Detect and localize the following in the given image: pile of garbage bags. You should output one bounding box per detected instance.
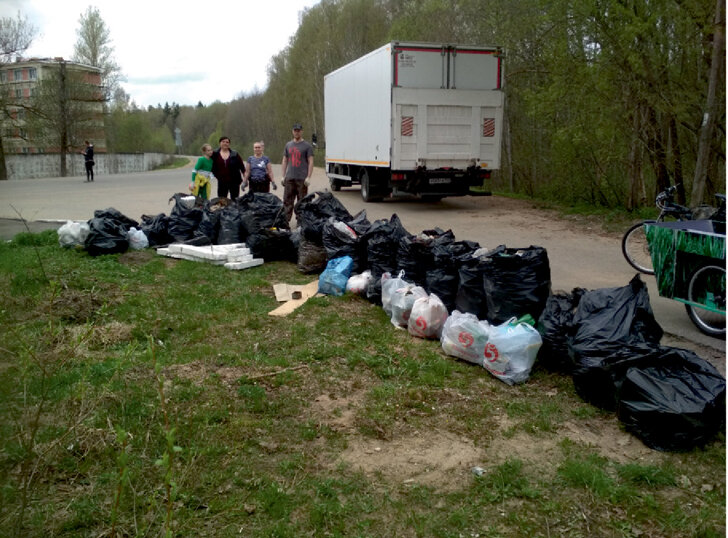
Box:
[58,192,297,261]
[57,190,725,451]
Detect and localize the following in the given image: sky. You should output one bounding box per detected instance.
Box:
[0,0,321,108]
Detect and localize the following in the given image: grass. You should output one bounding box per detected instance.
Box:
[153,156,192,170]
[0,229,725,537]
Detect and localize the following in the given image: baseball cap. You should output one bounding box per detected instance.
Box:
[292,123,303,130]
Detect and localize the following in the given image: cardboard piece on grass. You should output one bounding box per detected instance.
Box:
[269,280,320,317]
[273,283,308,302]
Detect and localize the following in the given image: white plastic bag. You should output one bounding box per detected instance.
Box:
[440,310,492,365]
[57,220,90,248]
[408,293,449,339]
[390,285,427,328]
[127,227,149,250]
[346,270,373,295]
[484,318,542,385]
[333,220,357,240]
[381,270,409,316]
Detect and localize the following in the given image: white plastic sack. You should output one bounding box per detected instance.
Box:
[484,318,542,385]
[127,227,149,250]
[440,310,492,365]
[390,285,427,329]
[408,293,449,339]
[333,221,357,240]
[57,220,90,248]
[382,270,409,316]
[179,195,197,209]
[346,270,373,295]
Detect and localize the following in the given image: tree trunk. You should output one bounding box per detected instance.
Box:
[669,116,686,205]
[59,61,68,177]
[0,136,7,181]
[692,0,724,206]
[627,103,646,210]
[503,102,514,192]
[646,106,670,196]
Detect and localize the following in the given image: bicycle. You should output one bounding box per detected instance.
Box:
[622,185,706,274]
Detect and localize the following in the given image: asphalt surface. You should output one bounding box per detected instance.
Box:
[0,162,724,359]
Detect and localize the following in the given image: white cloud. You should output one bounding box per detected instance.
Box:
[1,0,320,107]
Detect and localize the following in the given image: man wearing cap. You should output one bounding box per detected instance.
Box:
[280,123,314,223]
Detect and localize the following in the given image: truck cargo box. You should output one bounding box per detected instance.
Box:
[324,42,504,202]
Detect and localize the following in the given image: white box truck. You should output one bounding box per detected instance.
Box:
[324,41,504,202]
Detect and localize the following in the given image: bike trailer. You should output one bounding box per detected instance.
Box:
[645,220,725,309]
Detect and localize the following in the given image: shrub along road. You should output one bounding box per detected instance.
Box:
[0,163,723,358]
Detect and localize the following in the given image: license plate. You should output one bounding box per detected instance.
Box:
[429,178,451,184]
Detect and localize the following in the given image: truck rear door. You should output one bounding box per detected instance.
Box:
[392,45,503,172]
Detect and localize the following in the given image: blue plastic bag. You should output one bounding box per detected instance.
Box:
[318,256,354,296]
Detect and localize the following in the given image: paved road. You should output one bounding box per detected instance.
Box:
[0,163,724,355]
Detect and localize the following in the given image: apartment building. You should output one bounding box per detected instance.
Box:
[0,58,106,154]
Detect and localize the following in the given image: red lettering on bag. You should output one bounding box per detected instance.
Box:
[416,317,427,332]
[484,343,499,363]
[458,332,474,347]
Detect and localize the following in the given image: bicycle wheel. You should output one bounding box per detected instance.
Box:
[622,220,656,274]
[685,264,726,338]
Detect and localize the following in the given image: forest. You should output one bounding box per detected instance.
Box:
[107,0,725,209]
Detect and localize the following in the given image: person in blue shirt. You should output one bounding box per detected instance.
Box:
[244,141,277,193]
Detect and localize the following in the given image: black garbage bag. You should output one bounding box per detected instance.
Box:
[364,214,409,304]
[572,347,659,411]
[536,289,586,373]
[167,193,203,242]
[298,236,328,274]
[616,347,726,451]
[346,209,371,271]
[85,216,129,256]
[397,228,454,287]
[217,204,244,245]
[481,245,551,325]
[347,209,371,235]
[93,208,139,231]
[427,239,480,313]
[364,214,409,278]
[295,191,352,244]
[140,213,172,247]
[195,197,230,243]
[455,254,491,320]
[569,274,663,364]
[237,192,288,236]
[247,228,297,262]
[322,218,366,272]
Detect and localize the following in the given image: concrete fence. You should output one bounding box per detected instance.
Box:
[4,152,175,180]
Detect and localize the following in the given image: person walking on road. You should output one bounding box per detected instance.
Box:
[280,123,314,222]
[211,136,246,199]
[244,141,277,193]
[81,140,95,182]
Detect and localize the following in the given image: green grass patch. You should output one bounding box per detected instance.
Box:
[0,233,724,537]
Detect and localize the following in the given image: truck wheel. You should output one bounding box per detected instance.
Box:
[330,165,342,191]
[360,168,382,203]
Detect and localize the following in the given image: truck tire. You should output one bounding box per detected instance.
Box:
[330,165,342,191]
[360,168,382,203]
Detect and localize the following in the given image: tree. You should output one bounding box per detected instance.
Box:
[692,0,725,205]
[72,6,123,100]
[25,61,105,176]
[0,11,37,180]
